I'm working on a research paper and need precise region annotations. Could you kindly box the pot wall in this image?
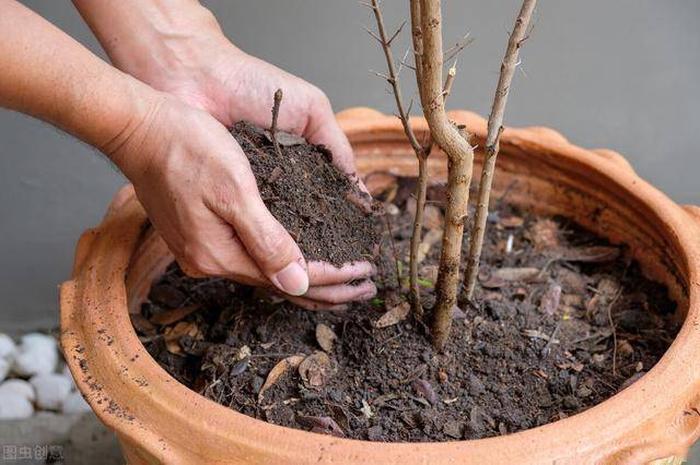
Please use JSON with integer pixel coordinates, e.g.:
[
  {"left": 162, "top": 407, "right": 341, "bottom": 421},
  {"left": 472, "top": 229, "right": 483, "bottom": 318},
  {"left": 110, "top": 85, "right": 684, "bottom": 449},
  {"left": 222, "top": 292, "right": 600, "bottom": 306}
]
[{"left": 60, "top": 108, "right": 700, "bottom": 465}]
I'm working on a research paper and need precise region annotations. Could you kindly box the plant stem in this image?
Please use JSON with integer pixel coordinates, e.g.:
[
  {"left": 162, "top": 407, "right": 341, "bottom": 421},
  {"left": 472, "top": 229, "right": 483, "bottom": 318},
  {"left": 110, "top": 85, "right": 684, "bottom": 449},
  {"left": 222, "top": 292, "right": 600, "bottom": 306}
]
[
  {"left": 270, "top": 88, "right": 283, "bottom": 156},
  {"left": 463, "top": 0, "right": 537, "bottom": 301},
  {"left": 368, "top": 0, "right": 428, "bottom": 320},
  {"left": 413, "top": 0, "right": 475, "bottom": 351}
]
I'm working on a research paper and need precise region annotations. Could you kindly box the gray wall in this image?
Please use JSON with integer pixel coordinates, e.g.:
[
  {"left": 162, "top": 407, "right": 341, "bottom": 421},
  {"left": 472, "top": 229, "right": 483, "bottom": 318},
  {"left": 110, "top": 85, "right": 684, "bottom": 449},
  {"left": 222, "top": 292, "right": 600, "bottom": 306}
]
[{"left": 1, "top": 1, "right": 699, "bottom": 330}]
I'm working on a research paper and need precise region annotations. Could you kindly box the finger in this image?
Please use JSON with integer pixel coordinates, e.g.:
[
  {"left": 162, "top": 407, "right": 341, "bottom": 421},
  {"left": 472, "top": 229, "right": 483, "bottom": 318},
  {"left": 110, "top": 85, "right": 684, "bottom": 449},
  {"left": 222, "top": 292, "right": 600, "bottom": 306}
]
[
  {"left": 104, "top": 183, "right": 136, "bottom": 219},
  {"left": 208, "top": 171, "right": 309, "bottom": 297},
  {"left": 307, "top": 261, "right": 377, "bottom": 287},
  {"left": 285, "top": 295, "right": 349, "bottom": 312},
  {"left": 303, "top": 280, "right": 377, "bottom": 304},
  {"left": 303, "top": 94, "right": 358, "bottom": 178}
]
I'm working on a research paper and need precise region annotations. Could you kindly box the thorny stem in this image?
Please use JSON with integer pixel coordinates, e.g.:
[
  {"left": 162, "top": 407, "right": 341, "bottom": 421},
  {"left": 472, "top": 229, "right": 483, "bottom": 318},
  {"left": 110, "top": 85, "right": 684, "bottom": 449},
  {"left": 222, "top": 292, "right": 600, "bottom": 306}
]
[
  {"left": 463, "top": 0, "right": 537, "bottom": 301},
  {"left": 367, "top": 0, "right": 428, "bottom": 320},
  {"left": 270, "top": 88, "right": 283, "bottom": 156},
  {"left": 413, "top": 0, "right": 475, "bottom": 351}
]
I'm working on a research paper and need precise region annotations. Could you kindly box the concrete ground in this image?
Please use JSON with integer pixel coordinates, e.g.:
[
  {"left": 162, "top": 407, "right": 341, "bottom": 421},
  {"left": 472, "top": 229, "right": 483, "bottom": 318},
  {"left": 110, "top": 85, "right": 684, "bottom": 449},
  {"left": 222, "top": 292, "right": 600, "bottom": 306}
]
[{"left": 1, "top": 412, "right": 699, "bottom": 464}]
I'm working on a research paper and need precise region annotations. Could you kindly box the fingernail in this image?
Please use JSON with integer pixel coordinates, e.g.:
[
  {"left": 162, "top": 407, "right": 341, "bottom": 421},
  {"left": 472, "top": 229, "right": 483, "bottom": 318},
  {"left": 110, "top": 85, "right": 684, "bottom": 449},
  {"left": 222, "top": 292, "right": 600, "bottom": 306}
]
[
  {"left": 272, "top": 262, "right": 309, "bottom": 296},
  {"left": 360, "top": 289, "right": 377, "bottom": 300}
]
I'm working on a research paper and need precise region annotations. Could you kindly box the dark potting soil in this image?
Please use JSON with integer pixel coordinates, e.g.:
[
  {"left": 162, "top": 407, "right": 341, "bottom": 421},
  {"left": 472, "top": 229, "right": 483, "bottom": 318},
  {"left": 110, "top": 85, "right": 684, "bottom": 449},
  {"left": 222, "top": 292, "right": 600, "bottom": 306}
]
[
  {"left": 229, "top": 121, "right": 378, "bottom": 266},
  {"left": 132, "top": 128, "right": 679, "bottom": 442}
]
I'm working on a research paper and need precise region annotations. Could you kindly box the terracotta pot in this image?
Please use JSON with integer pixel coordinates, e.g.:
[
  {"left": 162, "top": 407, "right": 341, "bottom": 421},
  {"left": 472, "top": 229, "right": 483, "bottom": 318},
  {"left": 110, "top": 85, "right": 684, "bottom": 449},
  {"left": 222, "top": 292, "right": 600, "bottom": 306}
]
[{"left": 60, "top": 108, "right": 700, "bottom": 465}]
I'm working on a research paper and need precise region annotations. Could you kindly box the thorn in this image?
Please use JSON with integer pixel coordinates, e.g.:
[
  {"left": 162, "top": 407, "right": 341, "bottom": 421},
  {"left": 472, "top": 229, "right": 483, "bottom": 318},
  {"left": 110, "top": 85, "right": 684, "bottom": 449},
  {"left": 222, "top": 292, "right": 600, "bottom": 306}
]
[
  {"left": 364, "top": 26, "right": 384, "bottom": 45},
  {"left": 387, "top": 20, "right": 407, "bottom": 45},
  {"left": 370, "top": 70, "right": 392, "bottom": 82},
  {"left": 396, "top": 48, "right": 411, "bottom": 77},
  {"left": 400, "top": 59, "right": 417, "bottom": 71},
  {"left": 444, "top": 32, "right": 474, "bottom": 63}
]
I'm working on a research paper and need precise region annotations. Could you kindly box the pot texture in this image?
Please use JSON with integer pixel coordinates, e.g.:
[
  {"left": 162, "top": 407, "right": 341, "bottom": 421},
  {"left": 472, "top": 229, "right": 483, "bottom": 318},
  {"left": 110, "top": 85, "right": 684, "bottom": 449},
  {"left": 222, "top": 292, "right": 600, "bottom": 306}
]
[{"left": 60, "top": 108, "right": 700, "bottom": 465}]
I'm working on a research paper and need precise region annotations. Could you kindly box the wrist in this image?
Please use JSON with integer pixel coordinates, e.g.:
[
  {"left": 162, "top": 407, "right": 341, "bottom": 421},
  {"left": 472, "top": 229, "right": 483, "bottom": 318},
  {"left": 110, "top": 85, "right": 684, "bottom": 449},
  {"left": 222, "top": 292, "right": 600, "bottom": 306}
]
[
  {"left": 98, "top": 74, "right": 167, "bottom": 181},
  {"left": 75, "top": 0, "right": 234, "bottom": 90}
]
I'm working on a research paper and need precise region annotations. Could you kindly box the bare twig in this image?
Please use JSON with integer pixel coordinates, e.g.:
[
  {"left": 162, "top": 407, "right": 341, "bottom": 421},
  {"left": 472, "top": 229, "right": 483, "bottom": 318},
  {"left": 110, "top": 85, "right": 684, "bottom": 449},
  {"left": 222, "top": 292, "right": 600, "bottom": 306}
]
[
  {"left": 443, "top": 60, "right": 457, "bottom": 98},
  {"left": 444, "top": 33, "right": 474, "bottom": 63},
  {"left": 270, "top": 88, "right": 283, "bottom": 156},
  {"left": 413, "top": 0, "right": 475, "bottom": 351},
  {"left": 383, "top": 212, "right": 402, "bottom": 291},
  {"left": 463, "top": 0, "right": 537, "bottom": 301},
  {"left": 368, "top": 0, "right": 429, "bottom": 320}
]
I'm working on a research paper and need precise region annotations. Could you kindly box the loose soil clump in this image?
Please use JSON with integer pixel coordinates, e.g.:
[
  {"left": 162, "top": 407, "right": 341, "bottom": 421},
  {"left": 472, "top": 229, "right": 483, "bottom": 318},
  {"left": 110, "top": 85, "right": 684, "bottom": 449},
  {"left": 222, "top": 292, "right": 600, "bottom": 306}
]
[
  {"left": 133, "top": 134, "right": 678, "bottom": 442},
  {"left": 230, "top": 121, "right": 378, "bottom": 266}
]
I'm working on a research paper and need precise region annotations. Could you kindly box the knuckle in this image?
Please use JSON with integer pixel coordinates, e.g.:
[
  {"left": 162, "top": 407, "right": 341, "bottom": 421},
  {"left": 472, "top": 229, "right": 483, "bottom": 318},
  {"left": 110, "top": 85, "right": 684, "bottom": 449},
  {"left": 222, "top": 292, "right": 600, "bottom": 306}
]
[
  {"left": 251, "top": 225, "right": 295, "bottom": 268},
  {"left": 180, "top": 245, "right": 218, "bottom": 277}
]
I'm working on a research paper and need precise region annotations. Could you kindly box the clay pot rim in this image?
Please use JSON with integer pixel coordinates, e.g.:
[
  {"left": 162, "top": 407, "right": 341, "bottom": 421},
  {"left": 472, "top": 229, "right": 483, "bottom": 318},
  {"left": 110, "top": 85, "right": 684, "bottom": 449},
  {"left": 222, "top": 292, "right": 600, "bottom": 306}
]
[{"left": 60, "top": 108, "right": 700, "bottom": 463}]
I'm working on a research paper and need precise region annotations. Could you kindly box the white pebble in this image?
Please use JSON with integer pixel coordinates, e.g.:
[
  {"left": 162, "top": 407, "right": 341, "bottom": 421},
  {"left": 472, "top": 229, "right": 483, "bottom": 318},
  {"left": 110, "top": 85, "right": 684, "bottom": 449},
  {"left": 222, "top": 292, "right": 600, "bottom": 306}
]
[
  {"left": 61, "top": 391, "right": 92, "bottom": 414},
  {"left": 0, "top": 379, "right": 35, "bottom": 402},
  {"left": 0, "top": 334, "right": 17, "bottom": 382},
  {"left": 12, "top": 333, "right": 57, "bottom": 377},
  {"left": 61, "top": 363, "right": 76, "bottom": 390},
  {"left": 0, "top": 333, "right": 17, "bottom": 359},
  {"left": 30, "top": 374, "right": 72, "bottom": 411},
  {"left": 0, "top": 392, "right": 34, "bottom": 419},
  {"left": 0, "top": 358, "right": 10, "bottom": 383}
]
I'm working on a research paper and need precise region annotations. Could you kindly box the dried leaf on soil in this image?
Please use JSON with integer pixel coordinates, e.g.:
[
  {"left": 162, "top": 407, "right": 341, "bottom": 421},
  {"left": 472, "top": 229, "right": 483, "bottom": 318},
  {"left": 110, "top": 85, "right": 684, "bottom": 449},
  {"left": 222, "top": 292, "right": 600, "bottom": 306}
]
[
  {"left": 236, "top": 345, "right": 252, "bottom": 361},
  {"left": 539, "top": 284, "right": 562, "bottom": 316},
  {"left": 298, "top": 351, "right": 334, "bottom": 389},
  {"left": 263, "top": 129, "right": 307, "bottom": 147},
  {"left": 500, "top": 215, "right": 524, "bottom": 228},
  {"left": 374, "top": 301, "right": 410, "bottom": 328},
  {"left": 452, "top": 306, "right": 467, "bottom": 320},
  {"left": 360, "top": 399, "right": 373, "bottom": 419},
  {"left": 163, "top": 321, "right": 202, "bottom": 354},
  {"left": 258, "top": 355, "right": 305, "bottom": 402},
  {"left": 149, "top": 305, "right": 199, "bottom": 326},
  {"left": 420, "top": 265, "right": 439, "bottom": 283},
  {"left": 413, "top": 378, "right": 439, "bottom": 406},
  {"left": 528, "top": 219, "right": 560, "bottom": 250},
  {"left": 315, "top": 323, "right": 337, "bottom": 353},
  {"left": 130, "top": 314, "right": 156, "bottom": 336},
  {"left": 557, "top": 246, "right": 620, "bottom": 263},
  {"left": 415, "top": 228, "right": 443, "bottom": 265},
  {"left": 480, "top": 267, "right": 541, "bottom": 288},
  {"left": 296, "top": 415, "right": 345, "bottom": 437},
  {"left": 586, "top": 276, "right": 621, "bottom": 316}
]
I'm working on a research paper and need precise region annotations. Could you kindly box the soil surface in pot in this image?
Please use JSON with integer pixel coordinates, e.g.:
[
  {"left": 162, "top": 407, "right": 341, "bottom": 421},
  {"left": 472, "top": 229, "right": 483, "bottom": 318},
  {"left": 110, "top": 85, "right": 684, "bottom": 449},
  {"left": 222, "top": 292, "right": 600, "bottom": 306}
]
[{"left": 132, "top": 127, "right": 678, "bottom": 442}]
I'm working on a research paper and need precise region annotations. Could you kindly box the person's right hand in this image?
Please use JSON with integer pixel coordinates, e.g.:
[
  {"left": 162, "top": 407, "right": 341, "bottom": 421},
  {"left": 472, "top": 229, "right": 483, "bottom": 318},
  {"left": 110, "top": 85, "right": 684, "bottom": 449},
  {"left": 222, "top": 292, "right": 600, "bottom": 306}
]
[{"left": 109, "top": 95, "right": 376, "bottom": 310}]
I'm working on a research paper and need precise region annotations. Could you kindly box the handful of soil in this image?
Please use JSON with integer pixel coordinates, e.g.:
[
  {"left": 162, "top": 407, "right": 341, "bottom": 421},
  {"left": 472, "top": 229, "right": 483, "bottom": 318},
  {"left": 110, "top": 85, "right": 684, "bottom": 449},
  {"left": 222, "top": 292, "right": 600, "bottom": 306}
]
[{"left": 230, "top": 121, "right": 378, "bottom": 266}]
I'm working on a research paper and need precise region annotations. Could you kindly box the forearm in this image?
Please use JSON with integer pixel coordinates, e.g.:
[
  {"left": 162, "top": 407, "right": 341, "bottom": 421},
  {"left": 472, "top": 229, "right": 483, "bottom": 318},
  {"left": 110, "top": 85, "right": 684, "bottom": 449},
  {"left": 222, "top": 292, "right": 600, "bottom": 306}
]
[
  {"left": 72, "top": 0, "right": 234, "bottom": 90},
  {"left": 0, "top": 1, "right": 160, "bottom": 162}
]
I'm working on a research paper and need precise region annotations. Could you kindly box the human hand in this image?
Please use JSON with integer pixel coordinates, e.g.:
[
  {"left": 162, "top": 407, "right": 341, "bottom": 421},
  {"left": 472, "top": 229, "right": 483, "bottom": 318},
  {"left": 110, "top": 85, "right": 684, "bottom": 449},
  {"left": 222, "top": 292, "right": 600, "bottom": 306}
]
[{"left": 109, "top": 95, "right": 376, "bottom": 310}]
